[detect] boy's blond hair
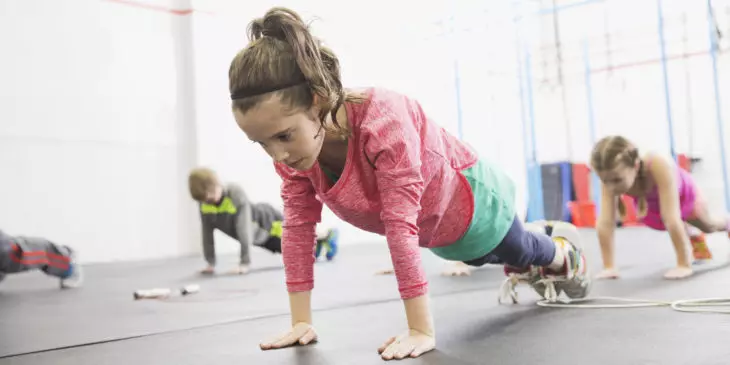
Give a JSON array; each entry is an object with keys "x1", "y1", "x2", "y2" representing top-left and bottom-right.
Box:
[{"x1": 188, "y1": 167, "x2": 219, "y2": 202}]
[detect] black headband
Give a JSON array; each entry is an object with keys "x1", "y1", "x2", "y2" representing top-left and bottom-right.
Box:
[{"x1": 230, "y1": 77, "x2": 307, "y2": 100}]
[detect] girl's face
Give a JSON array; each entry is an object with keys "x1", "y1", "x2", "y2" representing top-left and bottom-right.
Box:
[
  {"x1": 596, "y1": 161, "x2": 639, "y2": 195},
  {"x1": 234, "y1": 97, "x2": 325, "y2": 171}
]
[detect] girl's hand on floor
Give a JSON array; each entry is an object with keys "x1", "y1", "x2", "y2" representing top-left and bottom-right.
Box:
[
  {"x1": 595, "y1": 268, "x2": 620, "y2": 279},
  {"x1": 663, "y1": 266, "x2": 693, "y2": 280},
  {"x1": 260, "y1": 322, "x2": 317, "y2": 350},
  {"x1": 378, "y1": 329, "x2": 435, "y2": 360}
]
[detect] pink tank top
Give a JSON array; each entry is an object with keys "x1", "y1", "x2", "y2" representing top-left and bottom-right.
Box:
[{"x1": 630, "y1": 159, "x2": 697, "y2": 222}]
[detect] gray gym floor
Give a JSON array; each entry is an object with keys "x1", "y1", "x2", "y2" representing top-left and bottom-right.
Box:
[{"x1": 2, "y1": 227, "x2": 730, "y2": 364}]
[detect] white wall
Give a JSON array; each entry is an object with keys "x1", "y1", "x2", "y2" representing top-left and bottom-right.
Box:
[{"x1": 0, "y1": 0, "x2": 199, "y2": 263}]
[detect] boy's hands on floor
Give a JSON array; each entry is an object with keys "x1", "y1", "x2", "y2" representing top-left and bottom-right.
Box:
[
  {"x1": 199, "y1": 266, "x2": 215, "y2": 275},
  {"x1": 199, "y1": 265, "x2": 251, "y2": 276},
  {"x1": 228, "y1": 264, "x2": 250, "y2": 275}
]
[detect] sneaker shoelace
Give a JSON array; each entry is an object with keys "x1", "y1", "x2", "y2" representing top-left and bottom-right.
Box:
[
  {"x1": 498, "y1": 253, "x2": 580, "y2": 305},
  {"x1": 498, "y1": 273, "x2": 523, "y2": 304},
  {"x1": 499, "y1": 237, "x2": 583, "y2": 304},
  {"x1": 499, "y1": 271, "x2": 567, "y2": 304}
]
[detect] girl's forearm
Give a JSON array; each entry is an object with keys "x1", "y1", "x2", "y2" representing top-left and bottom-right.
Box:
[
  {"x1": 596, "y1": 222, "x2": 616, "y2": 269},
  {"x1": 666, "y1": 221, "x2": 691, "y2": 267},
  {"x1": 403, "y1": 294, "x2": 434, "y2": 336},
  {"x1": 289, "y1": 291, "x2": 313, "y2": 326}
]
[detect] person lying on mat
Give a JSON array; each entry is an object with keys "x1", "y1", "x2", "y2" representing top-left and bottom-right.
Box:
[
  {"x1": 225, "y1": 7, "x2": 592, "y2": 361},
  {"x1": 0, "y1": 229, "x2": 82, "y2": 289},
  {"x1": 590, "y1": 135, "x2": 730, "y2": 280},
  {"x1": 188, "y1": 167, "x2": 339, "y2": 276}
]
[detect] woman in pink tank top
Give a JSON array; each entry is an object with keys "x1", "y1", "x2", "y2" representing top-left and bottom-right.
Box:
[
  {"x1": 636, "y1": 159, "x2": 697, "y2": 230},
  {"x1": 590, "y1": 136, "x2": 730, "y2": 280}
]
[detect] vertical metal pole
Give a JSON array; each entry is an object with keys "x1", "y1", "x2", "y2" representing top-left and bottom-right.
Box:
[
  {"x1": 551, "y1": 0, "x2": 573, "y2": 161},
  {"x1": 583, "y1": 42, "x2": 597, "y2": 151},
  {"x1": 526, "y1": 50, "x2": 538, "y2": 164},
  {"x1": 682, "y1": 12, "x2": 694, "y2": 158},
  {"x1": 449, "y1": 15, "x2": 464, "y2": 140},
  {"x1": 656, "y1": 0, "x2": 677, "y2": 159},
  {"x1": 525, "y1": 48, "x2": 545, "y2": 221},
  {"x1": 706, "y1": 0, "x2": 730, "y2": 212},
  {"x1": 516, "y1": 32, "x2": 530, "y2": 163},
  {"x1": 515, "y1": 30, "x2": 532, "y2": 221},
  {"x1": 513, "y1": 2, "x2": 544, "y2": 222},
  {"x1": 583, "y1": 41, "x2": 602, "y2": 214},
  {"x1": 454, "y1": 58, "x2": 464, "y2": 139}
]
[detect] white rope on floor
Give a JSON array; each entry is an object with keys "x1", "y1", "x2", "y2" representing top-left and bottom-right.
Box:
[
  {"x1": 670, "y1": 298, "x2": 730, "y2": 313},
  {"x1": 535, "y1": 296, "x2": 730, "y2": 314},
  {"x1": 499, "y1": 272, "x2": 730, "y2": 314}
]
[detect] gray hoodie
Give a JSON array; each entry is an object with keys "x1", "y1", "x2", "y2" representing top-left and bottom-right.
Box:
[{"x1": 199, "y1": 183, "x2": 283, "y2": 265}]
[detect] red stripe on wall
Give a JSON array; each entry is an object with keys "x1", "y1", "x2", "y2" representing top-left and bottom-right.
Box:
[
  {"x1": 103, "y1": 0, "x2": 195, "y2": 15},
  {"x1": 591, "y1": 49, "x2": 724, "y2": 74}
]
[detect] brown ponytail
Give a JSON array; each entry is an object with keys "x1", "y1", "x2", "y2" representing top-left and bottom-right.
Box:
[{"x1": 229, "y1": 7, "x2": 362, "y2": 136}]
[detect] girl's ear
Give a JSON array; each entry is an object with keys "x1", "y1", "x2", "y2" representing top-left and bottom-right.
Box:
[
  {"x1": 310, "y1": 94, "x2": 323, "y2": 116},
  {"x1": 309, "y1": 93, "x2": 328, "y2": 122},
  {"x1": 312, "y1": 92, "x2": 329, "y2": 108}
]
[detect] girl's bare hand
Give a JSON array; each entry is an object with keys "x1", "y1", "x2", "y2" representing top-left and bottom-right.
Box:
[
  {"x1": 378, "y1": 329, "x2": 435, "y2": 360},
  {"x1": 260, "y1": 322, "x2": 317, "y2": 350}
]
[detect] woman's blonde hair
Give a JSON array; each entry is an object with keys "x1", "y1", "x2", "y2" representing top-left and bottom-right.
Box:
[{"x1": 590, "y1": 136, "x2": 648, "y2": 219}]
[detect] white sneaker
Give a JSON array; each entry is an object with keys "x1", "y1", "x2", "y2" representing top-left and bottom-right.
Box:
[
  {"x1": 500, "y1": 221, "x2": 591, "y2": 303},
  {"x1": 546, "y1": 236, "x2": 591, "y2": 300},
  {"x1": 499, "y1": 265, "x2": 550, "y2": 304}
]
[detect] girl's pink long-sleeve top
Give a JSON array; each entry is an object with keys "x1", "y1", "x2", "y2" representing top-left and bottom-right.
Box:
[{"x1": 275, "y1": 88, "x2": 477, "y2": 300}]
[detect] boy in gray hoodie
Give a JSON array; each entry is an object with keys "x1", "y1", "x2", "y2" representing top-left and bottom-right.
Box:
[{"x1": 188, "y1": 167, "x2": 338, "y2": 275}]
